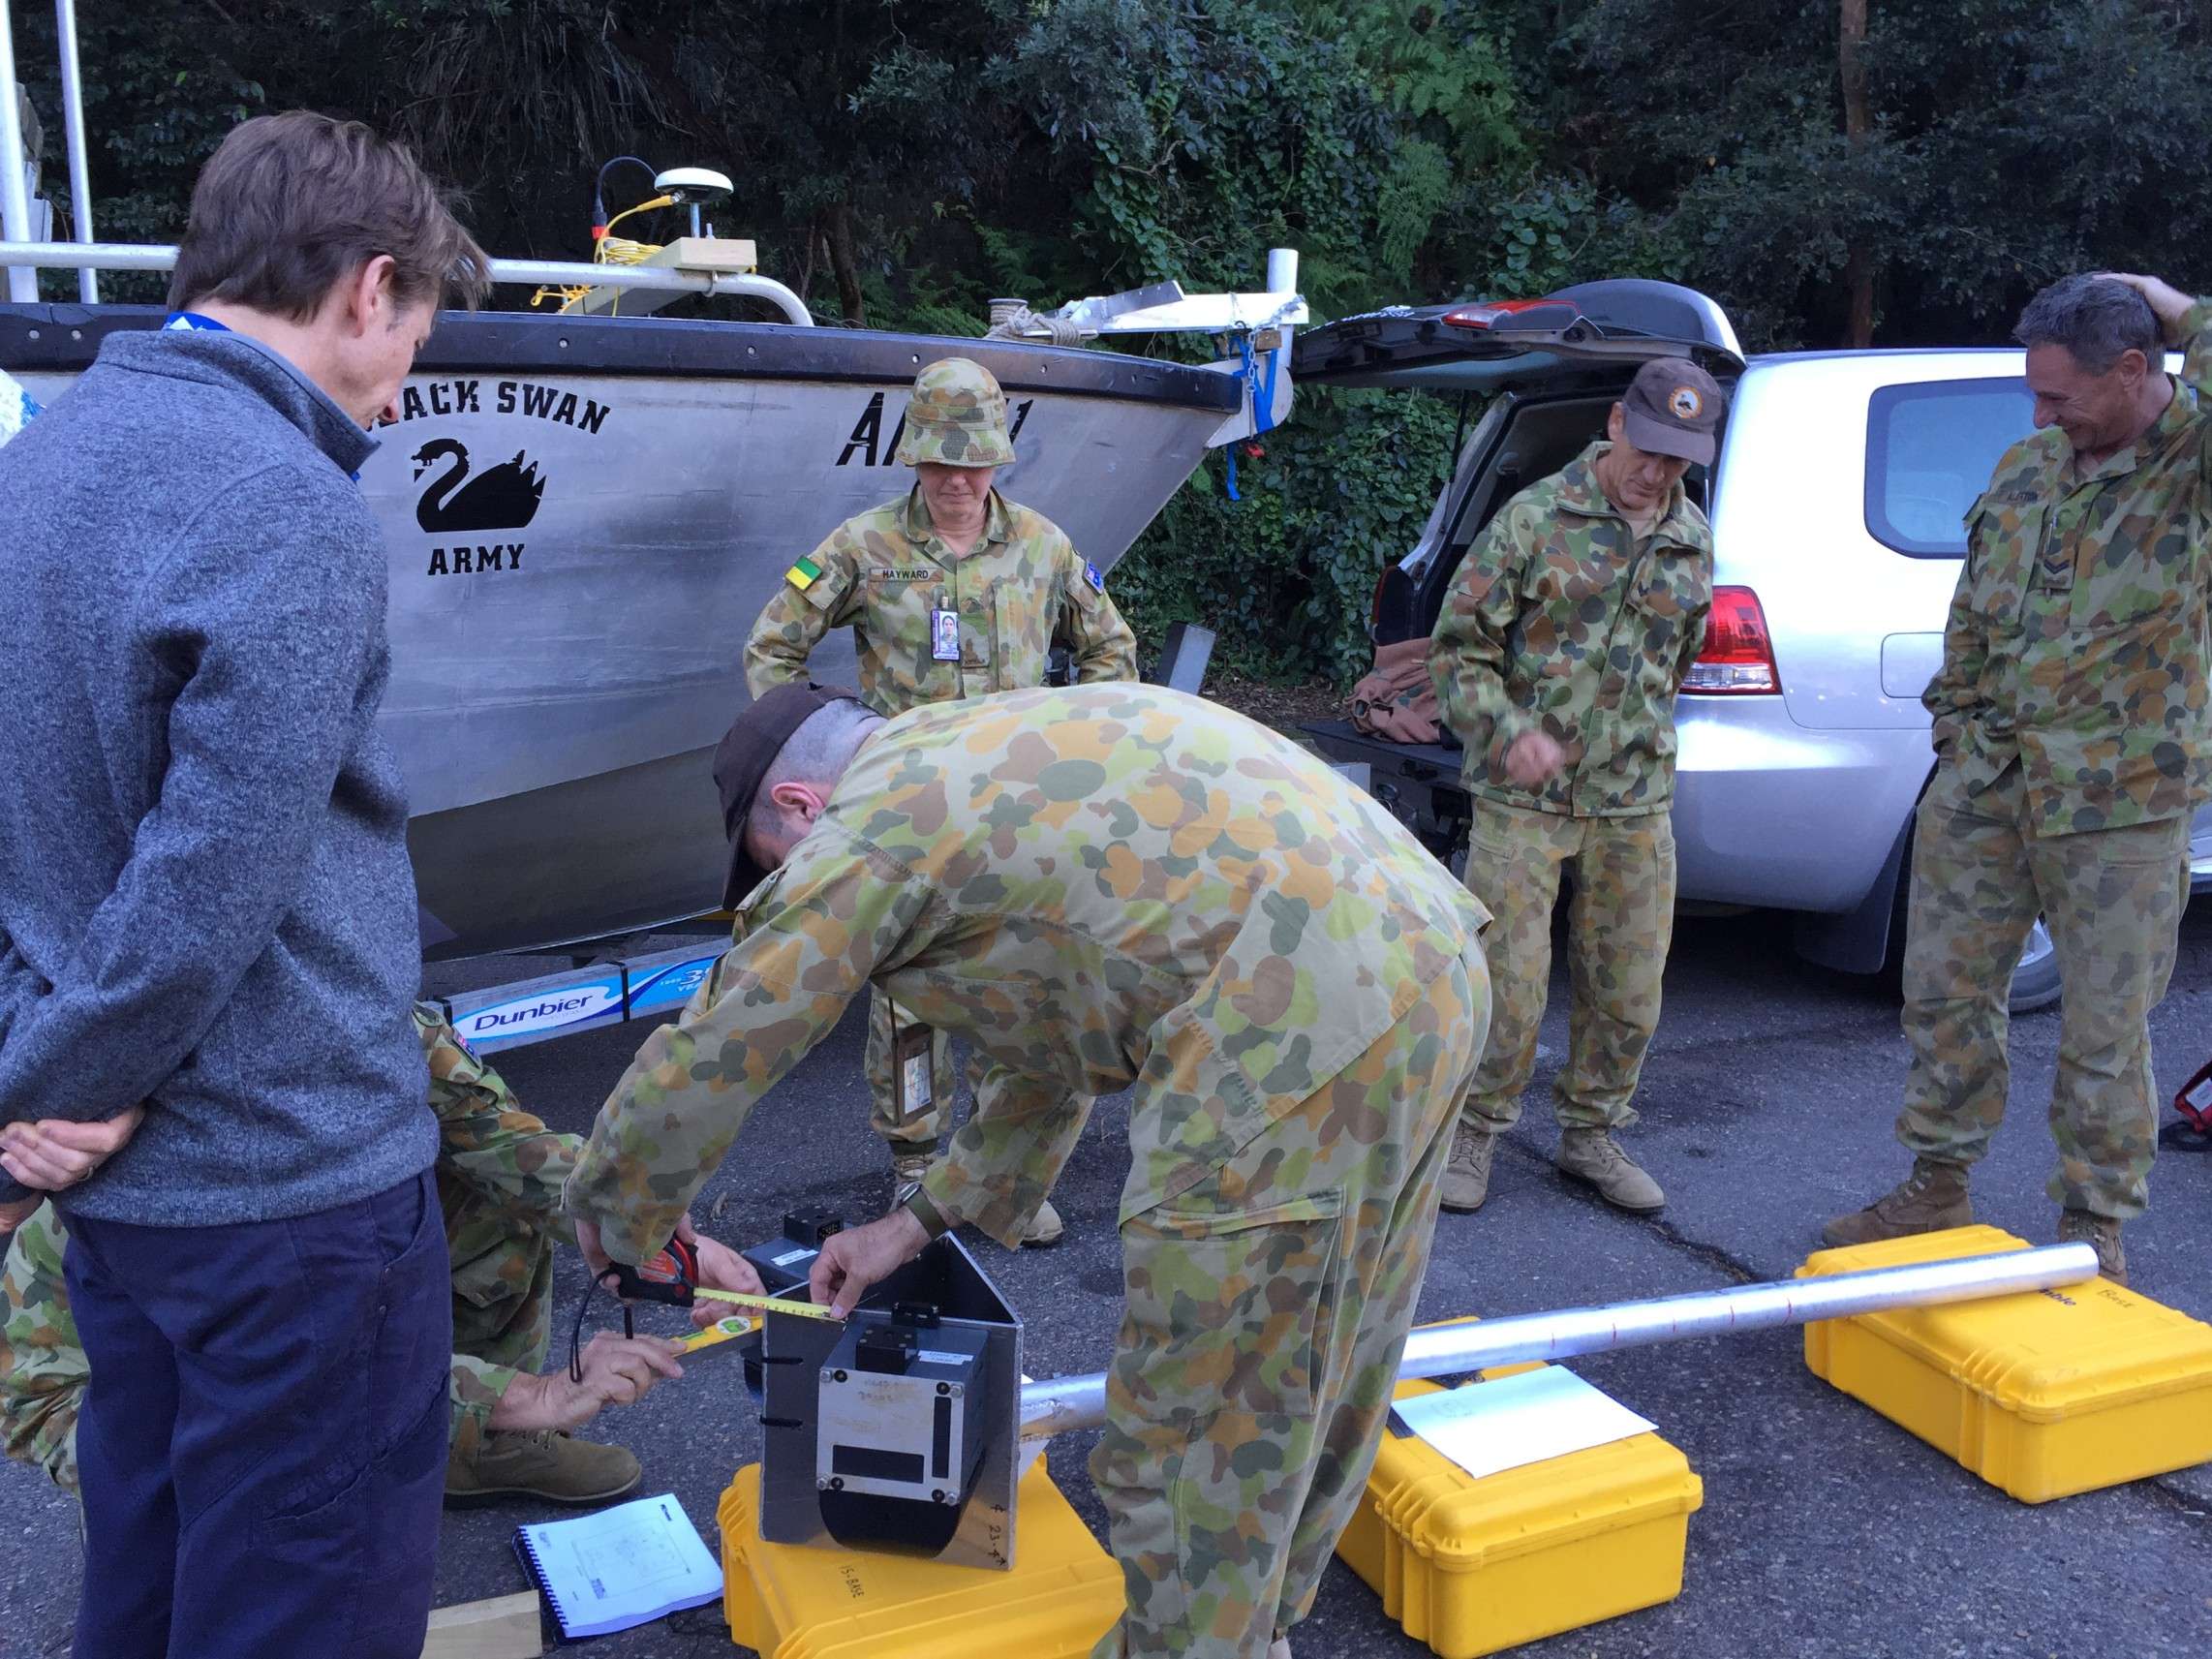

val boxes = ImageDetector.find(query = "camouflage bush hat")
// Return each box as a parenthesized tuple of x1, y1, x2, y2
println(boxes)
(714, 682, 865, 906)
(1620, 356, 1727, 466)
(895, 356, 1016, 469)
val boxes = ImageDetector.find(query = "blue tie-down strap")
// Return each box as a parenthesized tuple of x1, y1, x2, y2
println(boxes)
(1223, 331, 1284, 504)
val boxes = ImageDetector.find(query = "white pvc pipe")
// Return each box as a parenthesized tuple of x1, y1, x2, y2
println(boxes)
(1016, 1243, 2100, 1440)
(0, 0, 39, 302)
(0, 239, 815, 324)
(53, 0, 93, 303)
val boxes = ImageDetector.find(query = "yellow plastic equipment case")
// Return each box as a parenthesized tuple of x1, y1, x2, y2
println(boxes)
(1799, 1224, 2212, 1503)
(719, 1457, 1123, 1657)
(1336, 1372, 1704, 1659)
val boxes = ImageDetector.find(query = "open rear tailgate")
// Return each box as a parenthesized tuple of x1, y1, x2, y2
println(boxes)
(1294, 278, 1742, 392)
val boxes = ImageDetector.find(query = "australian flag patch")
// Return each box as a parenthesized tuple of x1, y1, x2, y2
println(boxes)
(1084, 560, 1105, 592)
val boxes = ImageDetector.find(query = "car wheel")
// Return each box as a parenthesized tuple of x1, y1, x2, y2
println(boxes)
(2008, 918, 2061, 1014)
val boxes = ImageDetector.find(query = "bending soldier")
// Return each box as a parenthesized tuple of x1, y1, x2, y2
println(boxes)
(567, 682, 1491, 1659)
(1827, 273, 2212, 1284)
(743, 355, 1138, 1245)
(1429, 357, 1727, 1216)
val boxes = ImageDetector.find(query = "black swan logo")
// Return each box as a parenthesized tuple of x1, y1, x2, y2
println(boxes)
(413, 439, 546, 532)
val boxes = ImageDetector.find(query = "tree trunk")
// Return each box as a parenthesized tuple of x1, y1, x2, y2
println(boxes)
(1839, 0, 1874, 348)
(825, 200, 866, 328)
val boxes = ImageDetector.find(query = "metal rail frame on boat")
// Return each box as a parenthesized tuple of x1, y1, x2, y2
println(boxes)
(0, 237, 818, 324)
(1013, 1243, 2101, 1440)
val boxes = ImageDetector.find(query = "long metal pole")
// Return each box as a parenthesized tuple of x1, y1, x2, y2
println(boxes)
(0, 0, 40, 302)
(53, 0, 93, 303)
(1016, 1243, 2100, 1440)
(0, 239, 815, 323)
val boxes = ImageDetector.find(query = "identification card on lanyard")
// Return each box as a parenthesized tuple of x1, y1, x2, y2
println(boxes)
(895, 1016, 937, 1121)
(930, 606, 961, 662)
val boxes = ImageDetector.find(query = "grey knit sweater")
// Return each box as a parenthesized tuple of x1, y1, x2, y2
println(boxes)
(0, 326, 434, 1223)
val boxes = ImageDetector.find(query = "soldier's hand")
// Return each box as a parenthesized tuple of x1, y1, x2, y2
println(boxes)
(0, 1106, 145, 1192)
(811, 1208, 930, 1318)
(1504, 731, 1566, 786)
(495, 1334, 687, 1432)
(677, 1213, 767, 1327)
(2099, 273, 2197, 342)
(0, 1193, 41, 1239)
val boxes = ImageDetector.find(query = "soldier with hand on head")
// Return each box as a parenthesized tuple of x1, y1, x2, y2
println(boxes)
(1827, 273, 2212, 1284)
(743, 356, 1138, 1246)
(0, 1004, 760, 1505)
(1428, 357, 1727, 1218)
(566, 681, 1491, 1659)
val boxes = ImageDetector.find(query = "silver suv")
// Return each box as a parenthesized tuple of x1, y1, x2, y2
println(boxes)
(1295, 280, 2212, 1011)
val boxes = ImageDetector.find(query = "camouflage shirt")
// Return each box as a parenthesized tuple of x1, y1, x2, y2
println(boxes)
(1926, 302, 2212, 835)
(743, 488, 1138, 716)
(566, 685, 1489, 1263)
(1429, 442, 1713, 816)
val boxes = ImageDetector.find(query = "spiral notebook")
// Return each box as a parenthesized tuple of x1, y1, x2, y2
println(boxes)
(513, 1491, 723, 1640)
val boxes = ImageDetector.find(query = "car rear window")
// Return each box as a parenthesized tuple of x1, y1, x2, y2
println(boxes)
(1864, 377, 2034, 557)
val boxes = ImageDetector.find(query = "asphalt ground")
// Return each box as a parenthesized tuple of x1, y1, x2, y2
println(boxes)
(5, 905, 2211, 1658)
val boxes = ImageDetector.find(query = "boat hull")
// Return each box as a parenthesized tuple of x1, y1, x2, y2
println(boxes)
(3, 306, 1237, 954)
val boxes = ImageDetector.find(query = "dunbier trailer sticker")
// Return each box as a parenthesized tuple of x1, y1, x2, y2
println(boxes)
(450, 953, 722, 1053)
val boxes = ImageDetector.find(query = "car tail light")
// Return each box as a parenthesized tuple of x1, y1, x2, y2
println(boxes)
(1681, 586, 1781, 693)
(1441, 297, 1578, 331)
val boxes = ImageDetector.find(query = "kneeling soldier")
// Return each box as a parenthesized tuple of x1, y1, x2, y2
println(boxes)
(0, 1005, 747, 1503)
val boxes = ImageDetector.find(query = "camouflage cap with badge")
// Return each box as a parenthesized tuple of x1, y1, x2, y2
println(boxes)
(1620, 356, 1727, 466)
(895, 356, 1016, 469)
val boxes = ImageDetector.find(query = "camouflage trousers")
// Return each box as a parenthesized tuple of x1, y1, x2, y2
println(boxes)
(871, 992, 1095, 1225)
(1897, 765, 2192, 1220)
(0, 1188, 556, 1493)
(1089, 948, 1487, 1657)
(1459, 798, 1674, 1132)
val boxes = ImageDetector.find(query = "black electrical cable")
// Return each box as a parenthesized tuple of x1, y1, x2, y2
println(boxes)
(592, 155, 660, 230)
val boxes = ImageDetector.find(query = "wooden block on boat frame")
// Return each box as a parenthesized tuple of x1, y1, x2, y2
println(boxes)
(572, 237, 759, 317)
(419, 1591, 542, 1659)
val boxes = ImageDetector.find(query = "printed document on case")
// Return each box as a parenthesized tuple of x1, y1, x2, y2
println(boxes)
(1389, 1365, 1656, 1481)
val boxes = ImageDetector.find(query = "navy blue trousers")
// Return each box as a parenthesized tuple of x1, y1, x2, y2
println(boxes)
(62, 1168, 451, 1659)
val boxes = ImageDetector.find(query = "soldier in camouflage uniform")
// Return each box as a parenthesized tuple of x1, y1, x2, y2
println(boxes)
(1428, 357, 1726, 1217)
(743, 355, 1139, 1245)
(1, 1003, 713, 1501)
(1826, 273, 2212, 1285)
(567, 681, 1492, 1659)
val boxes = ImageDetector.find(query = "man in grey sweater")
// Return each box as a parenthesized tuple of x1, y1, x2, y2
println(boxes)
(0, 112, 489, 1659)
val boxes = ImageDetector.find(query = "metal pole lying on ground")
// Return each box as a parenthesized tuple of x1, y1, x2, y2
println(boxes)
(1016, 1244, 2101, 1441)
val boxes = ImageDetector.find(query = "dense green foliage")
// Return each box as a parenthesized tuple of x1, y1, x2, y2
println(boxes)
(11, 1, 2211, 683)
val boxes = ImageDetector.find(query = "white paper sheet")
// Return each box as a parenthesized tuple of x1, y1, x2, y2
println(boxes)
(516, 1490, 723, 1639)
(1389, 1366, 1656, 1482)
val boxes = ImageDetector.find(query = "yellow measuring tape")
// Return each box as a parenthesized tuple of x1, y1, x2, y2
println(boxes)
(691, 1286, 846, 1323)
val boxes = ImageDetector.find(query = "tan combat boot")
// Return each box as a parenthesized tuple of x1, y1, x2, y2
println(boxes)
(1267, 1640, 1293, 1659)
(1020, 1198, 1065, 1249)
(1819, 1159, 1972, 1249)
(1437, 1119, 1499, 1213)
(1556, 1127, 1665, 1213)
(445, 1429, 642, 1508)
(2057, 1209, 2128, 1286)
